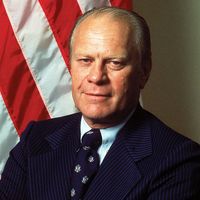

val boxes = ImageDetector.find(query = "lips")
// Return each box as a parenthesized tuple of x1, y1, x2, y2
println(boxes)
(83, 92, 111, 101)
(85, 92, 110, 97)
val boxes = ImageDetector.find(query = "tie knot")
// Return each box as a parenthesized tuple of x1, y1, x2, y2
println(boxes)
(82, 129, 102, 149)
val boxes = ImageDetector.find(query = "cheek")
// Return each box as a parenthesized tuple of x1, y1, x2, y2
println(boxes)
(71, 70, 82, 99)
(112, 71, 140, 101)
(111, 75, 128, 100)
(71, 67, 86, 89)
(111, 69, 132, 93)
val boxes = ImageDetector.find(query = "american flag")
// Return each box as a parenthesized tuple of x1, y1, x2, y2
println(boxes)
(0, 0, 132, 175)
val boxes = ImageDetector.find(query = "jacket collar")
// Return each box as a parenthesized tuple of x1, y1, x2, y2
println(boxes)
(45, 113, 82, 150)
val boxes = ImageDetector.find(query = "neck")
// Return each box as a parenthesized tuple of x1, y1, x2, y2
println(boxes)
(83, 108, 136, 129)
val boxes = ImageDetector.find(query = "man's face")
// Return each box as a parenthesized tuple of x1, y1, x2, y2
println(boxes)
(70, 16, 147, 128)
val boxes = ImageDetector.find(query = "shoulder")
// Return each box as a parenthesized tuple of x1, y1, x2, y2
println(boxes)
(127, 107, 200, 194)
(22, 112, 82, 136)
(18, 112, 82, 154)
(126, 106, 200, 163)
(24, 112, 82, 134)
(145, 110, 200, 197)
(138, 107, 198, 146)
(134, 107, 200, 168)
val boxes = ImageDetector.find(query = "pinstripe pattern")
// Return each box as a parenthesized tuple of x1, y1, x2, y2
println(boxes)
(0, 106, 200, 199)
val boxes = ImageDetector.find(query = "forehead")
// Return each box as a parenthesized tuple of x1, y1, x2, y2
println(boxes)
(72, 15, 133, 53)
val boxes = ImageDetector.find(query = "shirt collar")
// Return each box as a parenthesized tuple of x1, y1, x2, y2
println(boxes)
(80, 109, 135, 144)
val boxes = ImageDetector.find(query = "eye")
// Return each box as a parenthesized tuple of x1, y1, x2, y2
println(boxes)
(78, 58, 93, 65)
(107, 60, 125, 70)
(111, 61, 121, 66)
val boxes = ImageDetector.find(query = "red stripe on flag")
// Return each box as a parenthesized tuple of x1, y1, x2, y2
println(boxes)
(39, 0, 82, 69)
(110, 0, 133, 10)
(0, 3, 50, 135)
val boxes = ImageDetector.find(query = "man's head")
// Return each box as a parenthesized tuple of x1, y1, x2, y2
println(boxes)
(69, 7, 152, 128)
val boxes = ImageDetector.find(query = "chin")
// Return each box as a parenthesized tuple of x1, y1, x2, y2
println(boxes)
(82, 109, 122, 126)
(82, 108, 106, 118)
(83, 112, 107, 121)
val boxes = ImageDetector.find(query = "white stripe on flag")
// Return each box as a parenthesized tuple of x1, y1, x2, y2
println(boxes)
(0, 93, 19, 175)
(3, 0, 76, 118)
(77, 0, 111, 13)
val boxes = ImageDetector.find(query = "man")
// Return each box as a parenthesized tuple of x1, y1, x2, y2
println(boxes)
(0, 7, 200, 200)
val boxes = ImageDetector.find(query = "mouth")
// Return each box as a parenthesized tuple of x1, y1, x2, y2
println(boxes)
(84, 92, 111, 101)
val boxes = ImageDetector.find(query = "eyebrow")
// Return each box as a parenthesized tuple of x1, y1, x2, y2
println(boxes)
(73, 53, 129, 59)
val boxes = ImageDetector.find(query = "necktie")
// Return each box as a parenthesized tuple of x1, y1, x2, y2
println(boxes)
(70, 129, 102, 199)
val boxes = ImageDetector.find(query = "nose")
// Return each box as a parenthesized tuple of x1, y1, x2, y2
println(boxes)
(87, 61, 107, 84)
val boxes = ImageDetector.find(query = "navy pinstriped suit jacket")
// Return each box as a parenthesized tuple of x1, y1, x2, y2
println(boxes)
(0, 106, 200, 199)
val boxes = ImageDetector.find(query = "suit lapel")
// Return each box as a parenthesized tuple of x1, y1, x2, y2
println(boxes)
(29, 114, 81, 200)
(48, 121, 80, 197)
(84, 106, 153, 200)
(46, 115, 81, 150)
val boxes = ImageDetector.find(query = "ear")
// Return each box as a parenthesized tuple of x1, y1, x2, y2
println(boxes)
(139, 60, 152, 89)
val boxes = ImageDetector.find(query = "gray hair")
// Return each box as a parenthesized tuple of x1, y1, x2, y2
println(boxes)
(69, 7, 151, 70)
